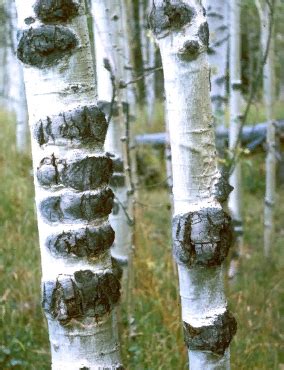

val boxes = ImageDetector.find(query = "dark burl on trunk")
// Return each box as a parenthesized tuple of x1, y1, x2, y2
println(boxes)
(172, 208, 233, 267)
(183, 310, 237, 355)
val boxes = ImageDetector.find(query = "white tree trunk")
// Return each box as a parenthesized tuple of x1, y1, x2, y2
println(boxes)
(15, 1, 122, 368)
(92, 0, 132, 295)
(256, 0, 276, 256)
(228, 0, 243, 252)
(150, 1, 237, 368)
(205, 0, 229, 126)
(6, 0, 28, 152)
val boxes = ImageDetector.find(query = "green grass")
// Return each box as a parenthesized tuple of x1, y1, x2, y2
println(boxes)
(0, 111, 283, 369)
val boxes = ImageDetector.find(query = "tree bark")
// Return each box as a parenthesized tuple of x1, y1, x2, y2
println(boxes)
(6, 0, 28, 152)
(15, 1, 122, 368)
(205, 0, 229, 126)
(256, 0, 276, 256)
(92, 0, 133, 300)
(150, 1, 237, 368)
(228, 0, 244, 253)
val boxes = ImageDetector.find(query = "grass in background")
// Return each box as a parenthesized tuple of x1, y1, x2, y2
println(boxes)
(0, 111, 283, 369)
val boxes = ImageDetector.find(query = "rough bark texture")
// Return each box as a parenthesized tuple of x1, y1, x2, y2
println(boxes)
(150, 1, 236, 368)
(15, 0, 122, 368)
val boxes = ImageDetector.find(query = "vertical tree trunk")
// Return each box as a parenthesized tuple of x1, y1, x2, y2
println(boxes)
(125, 0, 146, 106)
(7, 0, 28, 152)
(205, 0, 229, 126)
(228, 0, 244, 254)
(15, 1, 122, 368)
(150, 1, 237, 368)
(92, 0, 132, 298)
(256, 0, 276, 256)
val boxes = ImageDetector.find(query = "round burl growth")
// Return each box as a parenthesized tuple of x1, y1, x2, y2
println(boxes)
(17, 25, 77, 67)
(183, 310, 237, 355)
(47, 224, 115, 257)
(37, 155, 113, 191)
(34, 105, 107, 146)
(213, 174, 233, 203)
(34, 0, 79, 23)
(42, 271, 121, 324)
(178, 40, 200, 61)
(40, 188, 114, 223)
(149, 2, 195, 38)
(172, 208, 233, 267)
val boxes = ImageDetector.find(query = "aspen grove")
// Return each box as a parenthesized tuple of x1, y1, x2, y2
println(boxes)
(0, 0, 283, 369)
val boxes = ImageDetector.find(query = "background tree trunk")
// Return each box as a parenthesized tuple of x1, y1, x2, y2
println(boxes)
(256, 0, 276, 256)
(205, 0, 229, 126)
(6, 0, 28, 152)
(228, 0, 244, 256)
(15, 0, 122, 368)
(92, 0, 133, 301)
(150, 1, 237, 368)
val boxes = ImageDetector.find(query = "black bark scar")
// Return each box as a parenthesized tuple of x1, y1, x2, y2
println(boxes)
(183, 310, 237, 355)
(17, 25, 77, 67)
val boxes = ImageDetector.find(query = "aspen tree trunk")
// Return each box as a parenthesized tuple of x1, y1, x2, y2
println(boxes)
(0, 1, 9, 108)
(140, 0, 156, 122)
(92, 0, 132, 296)
(6, 0, 28, 152)
(126, 0, 146, 106)
(15, 1, 122, 368)
(205, 0, 228, 126)
(228, 0, 244, 253)
(256, 0, 276, 256)
(150, 1, 237, 368)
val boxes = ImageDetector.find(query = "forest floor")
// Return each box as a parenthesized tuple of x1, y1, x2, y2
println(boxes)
(0, 109, 283, 369)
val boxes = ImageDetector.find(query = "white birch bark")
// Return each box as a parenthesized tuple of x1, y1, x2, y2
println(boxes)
(92, 0, 132, 295)
(15, 1, 122, 368)
(6, 0, 28, 152)
(256, 0, 276, 256)
(150, 1, 237, 368)
(0, 1, 10, 108)
(205, 0, 228, 126)
(140, 0, 156, 122)
(228, 0, 244, 252)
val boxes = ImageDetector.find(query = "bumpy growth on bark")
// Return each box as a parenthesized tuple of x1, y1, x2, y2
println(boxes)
(150, 1, 236, 368)
(15, 0, 122, 368)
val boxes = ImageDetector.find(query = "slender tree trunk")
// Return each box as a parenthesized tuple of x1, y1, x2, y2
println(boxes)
(150, 1, 237, 368)
(228, 0, 244, 255)
(0, 1, 9, 109)
(15, 1, 122, 368)
(256, 0, 276, 256)
(6, 0, 28, 152)
(205, 0, 229, 126)
(92, 0, 132, 296)
(125, 0, 146, 106)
